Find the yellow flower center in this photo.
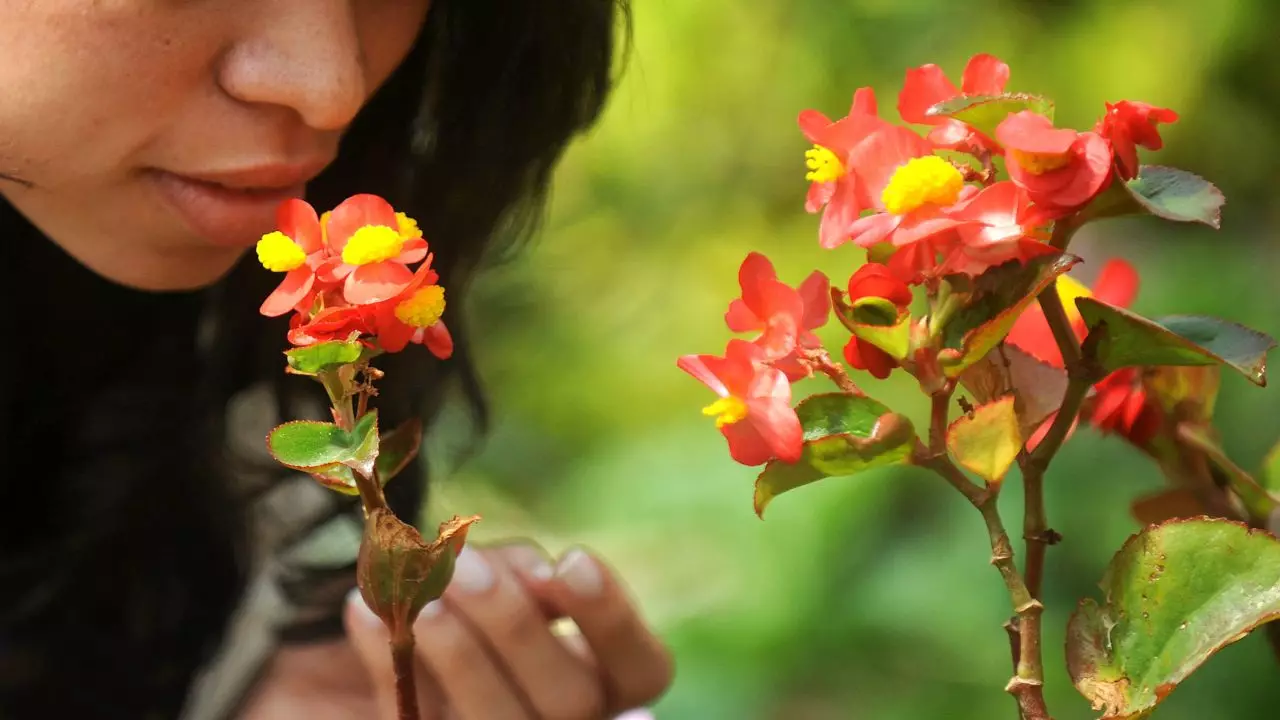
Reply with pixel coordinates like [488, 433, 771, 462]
[1010, 149, 1072, 175]
[804, 145, 846, 184]
[702, 396, 748, 429]
[396, 212, 422, 240]
[394, 285, 446, 328]
[1055, 273, 1093, 327]
[319, 210, 332, 245]
[256, 231, 306, 272]
[880, 155, 965, 215]
[342, 225, 405, 266]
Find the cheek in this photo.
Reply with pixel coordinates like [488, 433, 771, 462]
[0, 7, 221, 185]
[358, 0, 433, 89]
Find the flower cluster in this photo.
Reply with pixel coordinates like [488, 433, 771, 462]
[255, 194, 453, 359]
[679, 53, 1181, 466]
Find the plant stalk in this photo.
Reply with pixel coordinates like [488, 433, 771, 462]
[390, 633, 421, 720]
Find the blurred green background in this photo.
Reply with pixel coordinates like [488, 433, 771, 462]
[426, 0, 1280, 717]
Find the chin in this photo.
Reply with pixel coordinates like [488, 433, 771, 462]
[86, 245, 249, 292]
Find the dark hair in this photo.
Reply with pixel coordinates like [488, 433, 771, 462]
[0, 2, 628, 717]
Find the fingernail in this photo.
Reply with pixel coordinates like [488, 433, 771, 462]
[416, 599, 444, 623]
[614, 710, 656, 720]
[451, 547, 495, 595]
[507, 545, 555, 581]
[555, 549, 604, 597]
[346, 587, 382, 629]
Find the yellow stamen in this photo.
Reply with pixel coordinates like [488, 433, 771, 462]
[1055, 273, 1093, 326]
[319, 210, 332, 245]
[804, 145, 846, 184]
[880, 155, 965, 215]
[394, 285, 446, 328]
[256, 231, 306, 272]
[1010, 149, 1071, 175]
[341, 225, 405, 266]
[702, 396, 749, 429]
[397, 212, 422, 240]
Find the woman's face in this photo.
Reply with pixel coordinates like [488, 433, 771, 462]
[0, 1, 431, 290]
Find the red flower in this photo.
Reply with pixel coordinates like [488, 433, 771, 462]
[898, 53, 1010, 151]
[319, 194, 429, 305]
[841, 125, 975, 275]
[678, 339, 803, 466]
[257, 199, 331, 317]
[725, 252, 830, 379]
[1095, 100, 1179, 180]
[939, 181, 1057, 276]
[841, 263, 912, 380]
[995, 111, 1112, 216]
[798, 88, 892, 248]
[1088, 367, 1161, 446]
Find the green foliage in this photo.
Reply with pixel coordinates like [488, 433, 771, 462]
[305, 417, 423, 495]
[1124, 166, 1225, 229]
[927, 93, 1055, 138]
[1076, 298, 1276, 386]
[835, 295, 911, 359]
[267, 411, 380, 479]
[1067, 518, 1280, 719]
[754, 394, 916, 517]
[285, 340, 364, 375]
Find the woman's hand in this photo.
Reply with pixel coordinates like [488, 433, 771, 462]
[241, 544, 672, 719]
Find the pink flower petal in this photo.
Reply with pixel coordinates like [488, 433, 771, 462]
[326, 194, 399, 253]
[259, 268, 314, 318]
[960, 53, 1009, 96]
[344, 262, 414, 305]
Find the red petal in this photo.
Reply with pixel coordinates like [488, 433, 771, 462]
[745, 395, 803, 464]
[677, 354, 731, 397]
[797, 271, 832, 330]
[898, 64, 958, 124]
[817, 177, 864, 249]
[995, 111, 1076, 154]
[806, 181, 836, 213]
[722, 417, 776, 467]
[1092, 259, 1139, 309]
[843, 337, 896, 379]
[847, 125, 934, 202]
[798, 109, 833, 144]
[849, 86, 878, 117]
[737, 252, 778, 315]
[847, 212, 900, 249]
[276, 199, 324, 254]
[326, 194, 399, 252]
[725, 298, 762, 333]
[848, 263, 911, 307]
[259, 268, 315, 318]
[395, 237, 429, 264]
[1006, 305, 1065, 368]
[344, 262, 414, 305]
[960, 54, 1009, 95]
[423, 322, 454, 360]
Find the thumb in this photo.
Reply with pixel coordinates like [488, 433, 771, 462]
[343, 588, 406, 720]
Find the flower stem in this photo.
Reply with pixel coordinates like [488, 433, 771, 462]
[390, 632, 421, 720]
[807, 348, 864, 396]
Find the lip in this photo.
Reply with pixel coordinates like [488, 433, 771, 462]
[147, 160, 331, 247]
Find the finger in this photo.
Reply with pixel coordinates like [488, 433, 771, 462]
[531, 549, 674, 714]
[346, 589, 452, 720]
[412, 594, 532, 720]
[488, 541, 565, 620]
[441, 546, 607, 720]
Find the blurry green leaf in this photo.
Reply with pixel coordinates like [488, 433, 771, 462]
[1076, 298, 1276, 386]
[1262, 439, 1280, 497]
[1142, 365, 1220, 423]
[1175, 424, 1278, 524]
[925, 93, 1054, 139]
[268, 411, 380, 478]
[1124, 166, 1225, 229]
[850, 296, 898, 326]
[754, 394, 916, 517]
[305, 418, 421, 495]
[941, 254, 1079, 377]
[946, 396, 1021, 486]
[1067, 518, 1280, 719]
[285, 340, 364, 375]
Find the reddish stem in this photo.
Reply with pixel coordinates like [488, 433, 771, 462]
[391, 635, 420, 720]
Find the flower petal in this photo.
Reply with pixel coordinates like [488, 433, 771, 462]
[277, 199, 324, 254]
[344, 262, 414, 305]
[259, 268, 315, 318]
[423, 322, 454, 360]
[898, 64, 958, 125]
[326, 194, 399, 253]
[745, 395, 803, 464]
[818, 177, 864, 249]
[725, 299, 762, 333]
[960, 53, 1009, 96]
[796, 270, 832, 330]
[738, 252, 778, 315]
[1092, 259, 1139, 309]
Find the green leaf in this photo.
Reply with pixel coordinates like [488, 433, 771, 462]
[1261, 439, 1280, 497]
[304, 417, 422, 495]
[1067, 518, 1280, 719]
[849, 296, 898, 326]
[267, 411, 380, 478]
[1123, 165, 1225, 229]
[754, 394, 916, 517]
[1076, 298, 1276, 386]
[924, 93, 1054, 139]
[940, 253, 1079, 377]
[946, 396, 1022, 486]
[285, 340, 364, 375]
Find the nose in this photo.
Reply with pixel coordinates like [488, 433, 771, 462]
[216, 2, 369, 131]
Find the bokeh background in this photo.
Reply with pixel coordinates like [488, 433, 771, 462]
[425, 1, 1280, 717]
